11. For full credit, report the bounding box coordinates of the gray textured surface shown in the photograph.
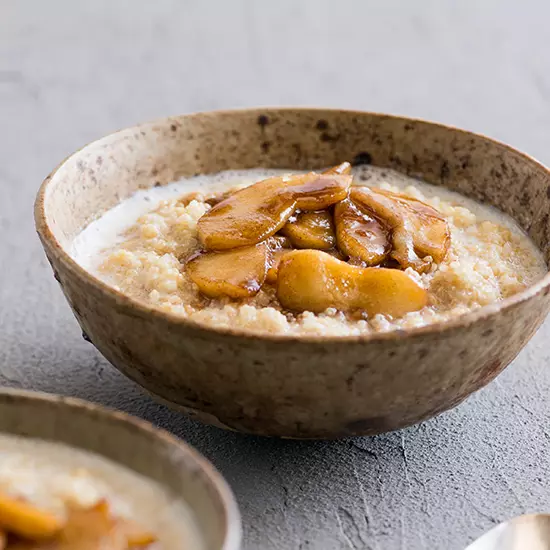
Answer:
[2,1,550,548]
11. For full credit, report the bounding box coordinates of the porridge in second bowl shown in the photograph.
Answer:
[72,162,546,337]
[0,433,205,549]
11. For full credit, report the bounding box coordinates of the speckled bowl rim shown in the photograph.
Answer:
[35,107,550,344]
[0,388,242,550]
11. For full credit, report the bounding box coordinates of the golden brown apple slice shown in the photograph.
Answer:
[323,161,352,175]
[277,250,427,316]
[0,491,63,540]
[117,518,157,547]
[265,242,345,285]
[197,178,295,250]
[186,243,269,299]
[378,189,451,263]
[350,187,450,273]
[280,210,336,250]
[56,501,125,550]
[293,174,351,210]
[197,173,351,250]
[8,502,125,550]
[60,501,125,550]
[334,199,390,265]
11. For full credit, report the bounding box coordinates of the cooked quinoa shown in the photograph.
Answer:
[74,167,546,336]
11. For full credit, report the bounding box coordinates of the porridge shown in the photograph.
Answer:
[72,163,547,337]
[0,434,204,549]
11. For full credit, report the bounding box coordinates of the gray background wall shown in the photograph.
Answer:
[1,1,550,548]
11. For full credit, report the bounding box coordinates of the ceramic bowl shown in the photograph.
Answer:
[0,388,241,549]
[35,108,550,438]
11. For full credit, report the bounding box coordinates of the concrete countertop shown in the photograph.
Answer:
[2,1,550,548]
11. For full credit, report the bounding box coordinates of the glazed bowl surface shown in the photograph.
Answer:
[0,388,241,549]
[35,108,550,438]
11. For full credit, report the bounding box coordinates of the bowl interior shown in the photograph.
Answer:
[42,108,550,268]
[0,390,240,550]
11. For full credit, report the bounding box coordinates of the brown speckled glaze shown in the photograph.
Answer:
[0,389,241,549]
[35,108,550,439]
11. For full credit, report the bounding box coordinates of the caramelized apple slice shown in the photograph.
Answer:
[293,174,351,210]
[57,501,125,550]
[186,243,269,299]
[334,199,390,265]
[265,243,345,285]
[0,491,63,540]
[197,178,294,250]
[323,161,352,175]
[117,518,157,547]
[378,189,451,263]
[197,173,351,250]
[351,187,450,273]
[280,210,336,250]
[351,187,426,270]
[266,240,346,285]
[62,501,125,550]
[277,250,427,316]
[8,501,125,550]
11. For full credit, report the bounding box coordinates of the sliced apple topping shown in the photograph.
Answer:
[186,243,269,299]
[276,250,427,316]
[334,198,390,266]
[280,210,336,250]
[197,173,351,250]
[117,517,157,548]
[52,501,126,550]
[264,239,345,285]
[10,500,160,550]
[188,162,451,318]
[293,174,351,210]
[0,490,158,550]
[0,491,63,540]
[378,189,451,263]
[350,187,450,273]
